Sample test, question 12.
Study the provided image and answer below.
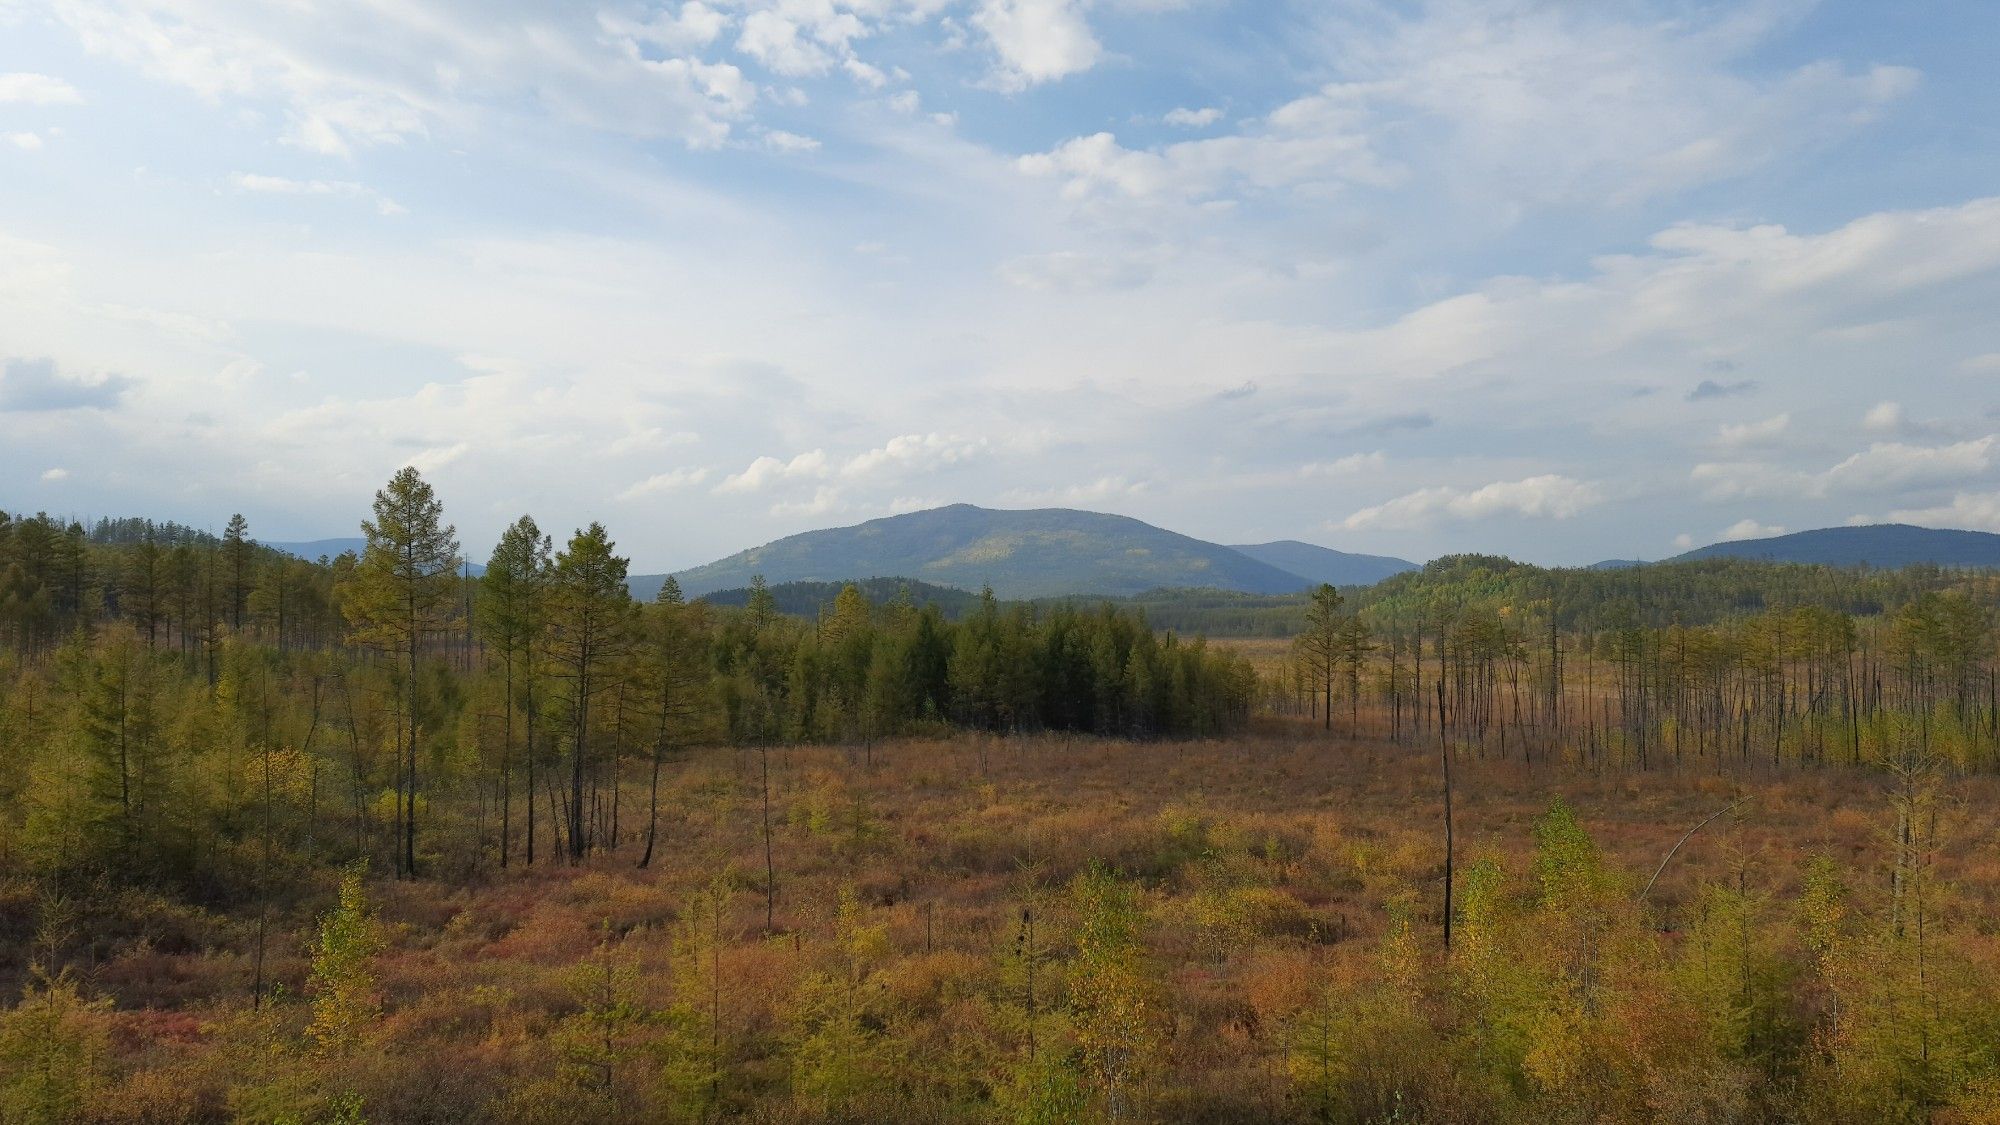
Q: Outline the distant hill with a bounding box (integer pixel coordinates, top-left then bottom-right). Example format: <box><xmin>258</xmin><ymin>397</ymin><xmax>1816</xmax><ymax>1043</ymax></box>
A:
<box><xmin>683</xmin><ymin>577</ymin><xmax>983</xmax><ymax>618</ymax></box>
<box><xmin>1586</xmin><ymin>558</ymin><xmax>1647</xmax><ymax>570</ymax></box>
<box><xmin>1670</xmin><ymin>524</ymin><xmax>2000</xmax><ymax>569</ymax></box>
<box><xmin>269</xmin><ymin>536</ymin><xmax>484</xmax><ymax>575</ymax></box>
<box><xmin>662</xmin><ymin>504</ymin><xmax>1314</xmax><ymax>600</ymax></box>
<box><xmin>1227</xmin><ymin>540</ymin><xmax>1415</xmax><ymax>586</ymax></box>
<box><xmin>266</xmin><ymin>537</ymin><xmax>366</xmax><ymax>561</ymax></box>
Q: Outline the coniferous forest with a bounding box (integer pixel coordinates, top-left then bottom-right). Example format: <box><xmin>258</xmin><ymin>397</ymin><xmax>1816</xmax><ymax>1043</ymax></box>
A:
<box><xmin>7</xmin><ymin>470</ymin><xmax>2000</xmax><ymax>1122</ymax></box>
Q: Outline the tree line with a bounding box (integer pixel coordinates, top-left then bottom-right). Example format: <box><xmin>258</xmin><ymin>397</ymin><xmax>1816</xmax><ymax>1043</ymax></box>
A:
<box><xmin>0</xmin><ymin>468</ymin><xmax>1254</xmax><ymax>897</ymax></box>
<box><xmin>1279</xmin><ymin>555</ymin><xmax>2000</xmax><ymax>773</ymax></box>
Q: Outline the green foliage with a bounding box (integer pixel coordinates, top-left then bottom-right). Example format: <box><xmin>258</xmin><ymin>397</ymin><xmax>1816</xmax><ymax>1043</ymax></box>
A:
<box><xmin>0</xmin><ymin>970</ymin><xmax>112</xmax><ymax>1124</ymax></box>
<box><xmin>308</xmin><ymin>864</ymin><xmax>382</xmax><ymax>1053</ymax></box>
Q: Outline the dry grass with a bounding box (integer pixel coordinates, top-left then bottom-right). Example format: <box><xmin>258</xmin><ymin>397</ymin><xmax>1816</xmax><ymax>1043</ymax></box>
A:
<box><xmin>49</xmin><ymin>721</ymin><xmax>2000</xmax><ymax>1121</ymax></box>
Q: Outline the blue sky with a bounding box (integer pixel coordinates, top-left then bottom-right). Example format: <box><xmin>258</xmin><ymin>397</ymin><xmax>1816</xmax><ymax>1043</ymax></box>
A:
<box><xmin>4</xmin><ymin>0</ymin><xmax>2000</xmax><ymax>570</ymax></box>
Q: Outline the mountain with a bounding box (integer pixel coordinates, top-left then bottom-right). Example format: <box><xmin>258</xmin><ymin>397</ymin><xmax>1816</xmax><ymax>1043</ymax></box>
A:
<box><xmin>657</xmin><ymin>504</ymin><xmax>1316</xmax><ymax>600</ymax></box>
<box><xmin>266</xmin><ymin>537</ymin><xmax>366</xmax><ymax>561</ymax></box>
<box><xmin>268</xmin><ymin>536</ymin><xmax>484</xmax><ymax>575</ymax></box>
<box><xmin>1227</xmin><ymin>540</ymin><xmax>1416</xmax><ymax>586</ymax></box>
<box><xmin>1669</xmin><ymin>524</ymin><xmax>2000</xmax><ymax>568</ymax></box>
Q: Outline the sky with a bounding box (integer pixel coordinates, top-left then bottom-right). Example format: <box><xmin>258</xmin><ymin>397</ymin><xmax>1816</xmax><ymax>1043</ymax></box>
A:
<box><xmin>4</xmin><ymin>0</ymin><xmax>2000</xmax><ymax>571</ymax></box>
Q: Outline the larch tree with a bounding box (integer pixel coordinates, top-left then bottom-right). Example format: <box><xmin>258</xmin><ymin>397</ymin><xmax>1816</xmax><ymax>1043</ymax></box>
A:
<box><xmin>639</xmin><ymin>576</ymin><xmax>707</xmax><ymax>868</ymax></box>
<box><xmin>342</xmin><ymin>467</ymin><xmax>459</xmax><ymax>879</ymax></box>
<box><xmin>547</xmin><ymin>522</ymin><xmax>631</xmax><ymax>861</ymax></box>
<box><xmin>481</xmin><ymin>515</ymin><xmax>551</xmax><ymax>867</ymax></box>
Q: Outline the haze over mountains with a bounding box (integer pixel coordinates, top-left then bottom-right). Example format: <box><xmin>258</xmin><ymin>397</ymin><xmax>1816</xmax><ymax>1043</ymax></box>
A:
<box><xmin>1666</xmin><ymin>524</ymin><xmax>2000</xmax><ymax>568</ymax></box>
<box><xmin>650</xmin><ymin>504</ymin><xmax>1411</xmax><ymax>601</ymax></box>
<box><xmin>271</xmin><ymin>510</ymin><xmax>2000</xmax><ymax>603</ymax></box>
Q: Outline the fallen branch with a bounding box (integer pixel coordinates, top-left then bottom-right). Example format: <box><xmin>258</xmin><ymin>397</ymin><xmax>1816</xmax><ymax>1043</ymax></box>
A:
<box><xmin>1639</xmin><ymin>798</ymin><xmax>1747</xmax><ymax>904</ymax></box>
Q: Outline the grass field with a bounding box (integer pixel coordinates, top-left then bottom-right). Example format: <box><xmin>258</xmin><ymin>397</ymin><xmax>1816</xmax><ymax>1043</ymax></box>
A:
<box><xmin>39</xmin><ymin>719</ymin><xmax>2000</xmax><ymax>1122</ymax></box>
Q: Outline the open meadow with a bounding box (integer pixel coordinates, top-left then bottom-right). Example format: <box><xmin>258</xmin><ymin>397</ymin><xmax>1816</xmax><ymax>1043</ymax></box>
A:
<box><xmin>14</xmin><ymin>717</ymin><xmax>2000</xmax><ymax>1123</ymax></box>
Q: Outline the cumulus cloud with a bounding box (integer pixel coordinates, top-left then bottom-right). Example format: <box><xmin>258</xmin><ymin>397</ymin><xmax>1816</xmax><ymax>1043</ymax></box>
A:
<box><xmin>716</xmin><ymin>449</ymin><xmax>830</xmax><ymax>493</ymax></box>
<box><xmin>974</xmin><ymin>0</ymin><xmax>1102</xmax><ymax>91</ymax></box>
<box><xmin>842</xmin><ymin>433</ymin><xmax>986</xmax><ymax>478</ymax></box>
<box><xmin>1890</xmin><ymin>492</ymin><xmax>2000</xmax><ymax>533</ymax></box>
<box><xmin>0</xmin><ymin>357</ymin><xmax>133</xmax><ymax>411</ymax></box>
<box><xmin>1340</xmin><ymin>474</ymin><xmax>1602</xmax><ymax>530</ymax></box>
<box><xmin>1863</xmin><ymin>400</ymin><xmax>1904</xmax><ymax>433</ymax></box>
<box><xmin>736</xmin><ymin>11</ymin><xmax>837</xmax><ymax>77</ymax></box>
<box><xmin>4</xmin><ymin>132</ymin><xmax>44</xmax><ymax>150</ymax></box>
<box><xmin>40</xmin><ymin>467</ymin><xmax>70</xmax><ymax>482</ymax></box>
<box><xmin>0</xmin><ymin>73</ymin><xmax>83</xmax><ymax>104</ymax></box>
<box><xmin>1163</xmin><ymin>106</ymin><xmax>1222</xmax><ymax>128</ymax></box>
<box><xmin>1718</xmin><ymin>518</ymin><xmax>1784</xmax><ymax>541</ymax></box>
<box><xmin>617</xmin><ymin>466</ymin><xmax>709</xmax><ymax>500</ymax></box>
<box><xmin>1298</xmin><ymin>452</ymin><xmax>1386</xmax><ymax>477</ymax></box>
<box><xmin>1715</xmin><ymin>412</ymin><xmax>1790</xmax><ymax>449</ymax></box>
<box><xmin>1693</xmin><ymin>435</ymin><xmax>2000</xmax><ymax>502</ymax></box>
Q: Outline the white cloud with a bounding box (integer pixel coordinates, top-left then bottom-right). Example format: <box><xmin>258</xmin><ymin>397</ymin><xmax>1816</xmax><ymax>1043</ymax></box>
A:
<box><xmin>761</xmin><ymin>129</ymin><xmax>821</xmax><ymax>153</ymax></box>
<box><xmin>0</xmin><ymin>73</ymin><xmax>84</xmax><ymax>105</ymax></box>
<box><xmin>974</xmin><ymin>0</ymin><xmax>1101</xmax><ymax>91</ymax></box>
<box><xmin>1692</xmin><ymin>435</ymin><xmax>2000</xmax><ymax>502</ymax></box>
<box><xmin>1890</xmin><ymin>492</ymin><xmax>2000</xmax><ymax>533</ymax></box>
<box><xmin>1715</xmin><ymin>412</ymin><xmax>1789</xmax><ymax>449</ymax></box>
<box><xmin>1298</xmin><ymin>452</ymin><xmax>1386</xmax><ymax>477</ymax></box>
<box><xmin>1341</xmin><ymin>474</ymin><xmax>1602</xmax><ymax>530</ymax></box>
<box><xmin>842</xmin><ymin>433</ymin><xmax>986</xmax><ymax>478</ymax></box>
<box><xmin>843</xmin><ymin>58</ymin><xmax>889</xmax><ymax>88</ymax></box>
<box><xmin>617</xmin><ymin>466</ymin><xmax>709</xmax><ymax>500</ymax></box>
<box><xmin>4</xmin><ymin>132</ymin><xmax>44</xmax><ymax>151</ymax></box>
<box><xmin>40</xmin><ymin>467</ymin><xmax>70</xmax><ymax>482</ymax></box>
<box><xmin>598</xmin><ymin>4</ymin><xmax>727</xmax><ymax>53</ymax></box>
<box><xmin>1021</xmin><ymin>3</ymin><xmax>1915</xmax><ymax>212</ymax></box>
<box><xmin>1163</xmin><ymin>106</ymin><xmax>1222</xmax><ymax>128</ymax></box>
<box><xmin>770</xmin><ymin>484</ymin><xmax>842</xmax><ymax>517</ymax></box>
<box><xmin>1718</xmin><ymin>518</ymin><xmax>1783</xmax><ymax>541</ymax></box>
<box><xmin>408</xmin><ymin>441</ymin><xmax>470</xmax><ymax>472</ymax></box>
<box><xmin>1823</xmin><ymin>437</ymin><xmax>1997</xmax><ymax>492</ymax></box>
<box><xmin>1001</xmin><ymin>475</ymin><xmax>1149</xmax><ymax>505</ymax></box>
<box><xmin>1961</xmin><ymin>353</ymin><xmax>2000</xmax><ymax>375</ymax></box>
<box><xmin>1862</xmin><ymin>400</ymin><xmax>1903</xmax><ymax>433</ymax></box>
<box><xmin>716</xmin><ymin>449</ymin><xmax>830</xmax><ymax>493</ymax></box>
<box><xmin>54</xmin><ymin>0</ymin><xmax>756</xmax><ymax>153</ymax></box>
<box><xmin>889</xmin><ymin>495</ymin><xmax>947</xmax><ymax>514</ymax></box>
<box><xmin>231</xmin><ymin>172</ymin><xmax>405</xmax><ymax>215</ymax></box>
<box><xmin>736</xmin><ymin>11</ymin><xmax>836</xmax><ymax>77</ymax></box>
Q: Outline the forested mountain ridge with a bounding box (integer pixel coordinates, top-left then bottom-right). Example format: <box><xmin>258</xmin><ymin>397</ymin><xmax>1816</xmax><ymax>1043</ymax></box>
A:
<box><xmin>1669</xmin><ymin>522</ymin><xmax>2000</xmax><ymax>567</ymax></box>
<box><xmin>1226</xmin><ymin>539</ymin><xmax>1416</xmax><ymax>585</ymax></box>
<box><xmin>662</xmin><ymin>503</ymin><xmax>1318</xmax><ymax>599</ymax></box>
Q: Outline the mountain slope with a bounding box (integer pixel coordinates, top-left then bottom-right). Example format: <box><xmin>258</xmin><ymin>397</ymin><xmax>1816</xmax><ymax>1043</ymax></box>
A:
<box><xmin>1227</xmin><ymin>540</ymin><xmax>1416</xmax><ymax>586</ymax></box>
<box><xmin>662</xmin><ymin>504</ymin><xmax>1314</xmax><ymax>600</ymax></box>
<box><xmin>1670</xmin><ymin>524</ymin><xmax>2000</xmax><ymax>568</ymax></box>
